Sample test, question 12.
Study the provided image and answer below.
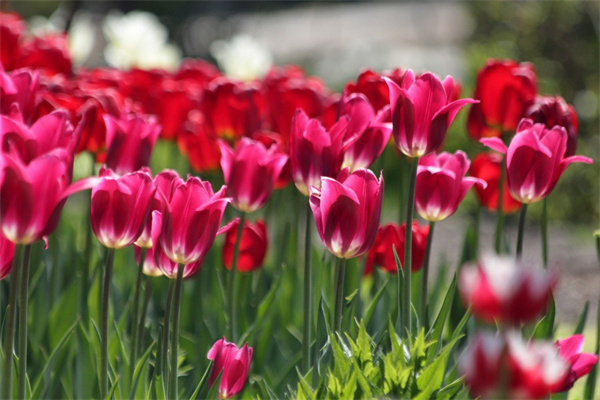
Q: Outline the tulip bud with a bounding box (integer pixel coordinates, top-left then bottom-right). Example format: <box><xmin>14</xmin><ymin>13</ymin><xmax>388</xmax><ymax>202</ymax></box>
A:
<box><xmin>552</xmin><ymin>334</ymin><xmax>598</xmax><ymax>393</ymax></box>
<box><xmin>207</xmin><ymin>337</ymin><xmax>253</xmax><ymax>399</ymax></box>
<box><xmin>525</xmin><ymin>95</ymin><xmax>578</xmax><ymax>157</ymax></box>
<box><xmin>222</xmin><ymin>219</ymin><xmax>268</xmax><ymax>272</ymax></box>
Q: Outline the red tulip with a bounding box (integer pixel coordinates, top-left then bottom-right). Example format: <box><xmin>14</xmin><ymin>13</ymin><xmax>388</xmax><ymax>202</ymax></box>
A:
<box><xmin>177</xmin><ymin>110</ymin><xmax>221</xmax><ymax>173</ymax></box>
<box><xmin>222</xmin><ymin>219</ymin><xmax>268</xmax><ymax>272</ymax></box>
<box><xmin>219</xmin><ymin>138</ymin><xmax>288</xmax><ymax>212</ymax></box>
<box><xmin>14</xmin><ymin>34</ymin><xmax>72</xmax><ymax>77</ymax></box>
<box><xmin>385</xmin><ymin>71</ymin><xmax>476</xmax><ymax>157</ymax></box>
<box><xmin>470</xmin><ymin>152</ymin><xmax>521</xmax><ymax>213</ymax></box>
<box><xmin>0</xmin><ymin>12</ymin><xmax>26</xmax><ymax>71</ymax></box>
<box><xmin>290</xmin><ymin>109</ymin><xmax>349</xmax><ymax>196</ymax></box>
<box><xmin>340</xmin><ymin>93</ymin><xmax>392</xmax><ymax>171</ymax></box>
<box><xmin>90</xmin><ymin>167</ymin><xmax>155</xmax><ymax>249</ymax></box>
<box><xmin>1</xmin><ymin>149</ymin><xmax>97</xmax><ymax>245</ymax></box>
<box><xmin>310</xmin><ymin>168</ymin><xmax>383</xmax><ymax>259</ymax></box>
<box><xmin>459</xmin><ymin>254</ymin><xmax>558</xmax><ymax>325</ymax></box>
<box><xmin>0</xmin><ymin>69</ymin><xmax>42</xmax><ymax>125</ymax></box>
<box><xmin>104</xmin><ymin>113</ymin><xmax>161</xmax><ymax>175</ymax></box>
<box><xmin>552</xmin><ymin>334</ymin><xmax>598</xmax><ymax>392</ymax></box>
<box><xmin>467</xmin><ymin>59</ymin><xmax>537</xmax><ymax>139</ymax></box>
<box><xmin>365</xmin><ymin>221</ymin><xmax>429</xmax><ymax>275</ymax></box>
<box><xmin>481</xmin><ymin>119</ymin><xmax>593</xmax><ymax>204</ymax></box>
<box><xmin>207</xmin><ymin>338</ymin><xmax>253</xmax><ymax>399</ymax></box>
<box><xmin>344</xmin><ymin>68</ymin><xmax>406</xmax><ymax>116</ymax></box>
<box><xmin>459</xmin><ymin>332</ymin><xmax>569</xmax><ymax>399</ymax></box>
<box><xmin>157</xmin><ymin>176</ymin><xmax>230</xmax><ymax>265</ymax></box>
<box><xmin>415</xmin><ymin>151</ymin><xmax>486</xmax><ymax>222</ymax></box>
<box><xmin>525</xmin><ymin>95</ymin><xmax>578</xmax><ymax>157</ymax></box>
<box><xmin>0</xmin><ymin>231</ymin><xmax>15</xmax><ymax>280</ymax></box>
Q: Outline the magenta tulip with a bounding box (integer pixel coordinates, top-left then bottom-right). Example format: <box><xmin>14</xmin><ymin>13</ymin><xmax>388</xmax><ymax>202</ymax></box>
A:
<box><xmin>207</xmin><ymin>337</ymin><xmax>253</xmax><ymax>399</ymax></box>
<box><xmin>0</xmin><ymin>68</ymin><xmax>42</xmax><ymax>124</ymax></box>
<box><xmin>290</xmin><ymin>109</ymin><xmax>349</xmax><ymax>196</ymax></box>
<box><xmin>552</xmin><ymin>335</ymin><xmax>598</xmax><ymax>392</ymax></box>
<box><xmin>385</xmin><ymin>71</ymin><xmax>477</xmax><ymax>157</ymax></box>
<box><xmin>415</xmin><ymin>151</ymin><xmax>486</xmax><ymax>222</ymax></box>
<box><xmin>219</xmin><ymin>138</ymin><xmax>287</xmax><ymax>212</ymax></box>
<box><xmin>310</xmin><ymin>168</ymin><xmax>384</xmax><ymax>259</ymax></box>
<box><xmin>0</xmin><ymin>231</ymin><xmax>15</xmax><ymax>279</ymax></box>
<box><xmin>157</xmin><ymin>176</ymin><xmax>230</xmax><ymax>265</ymax></box>
<box><xmin>104</xmin><ymin>113</ymin><xmax>161</xmax><ymax>175</ymax></box>
<box><xmin>481</xmin><ymin>118</ymin><xmax>593</xmax><ymax>204</ymax></box>
<box><xmin>90</xmin><ymin>167</ymin><xmax>155</xmax><ymax>249</ymax></box>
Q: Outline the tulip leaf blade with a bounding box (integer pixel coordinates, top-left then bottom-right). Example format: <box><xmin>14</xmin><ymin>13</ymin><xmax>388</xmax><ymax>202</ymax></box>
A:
<box><xmin>427</xmin><ymin>274</ymin><xmax>457</xmax><ymax>362</ymax></box>
<box><xmin>129</xmin><ymin>341</ymin><xmax>156</xmax><ymax>400</ymax></box>
<box><xmin>574</xmin><ymin>300</ymin><xmax>590</xmax><ymax>335</ymax></box>
<box><xmin>532</xmin><ymin>294</ymin><xmax>556</xmax><ymax>339</ymax></box>
<box><xmin>189</xmin><ymin>360</ymin><xmax>212</xmax><ymax>400</ymax></box>
<box><xmin>364</xmin><ymin>278</ymin><xmax>389</xmax><ymax>327</ymax></box>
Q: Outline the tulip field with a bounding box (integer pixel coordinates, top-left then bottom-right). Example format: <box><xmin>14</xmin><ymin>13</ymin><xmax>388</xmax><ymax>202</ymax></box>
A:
<box><xmin>0</xmin><ymin>5</ymin><xmax>599</xmax><ymax>400</ymax></box>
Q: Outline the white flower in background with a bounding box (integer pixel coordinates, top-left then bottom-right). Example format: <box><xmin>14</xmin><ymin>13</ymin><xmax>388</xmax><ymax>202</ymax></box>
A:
<box><xmin>210</xmin><ymin>34</ymin><xmax>273</xmax><ymax>81</ymax></box>
<box><xmin>103</xmin><ymin>10</ymin><xmax>181</xmax><ymax>71</ymax></box>
<box><xmin>68</xmin><ymin>12</ymin><xmax>96</xmax><ymax>66</ymax></box>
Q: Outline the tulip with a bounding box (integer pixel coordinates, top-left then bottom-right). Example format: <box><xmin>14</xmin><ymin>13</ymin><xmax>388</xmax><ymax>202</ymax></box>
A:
<box><xmin>290</xmin><ymin>109</ymin><xmax>349</xmax><ymax>196</ymax></box>
<box><xmin>222</xmin><ymin>219</ymin><xmax>268</xmax><ymax>272</ymax></box>
<box><xmin>219</xmin><ymin>138</ymin><xmax>288</xmax><ymax>213</ymax></box>
<box><xmin>459</xmin><ymin>332</ymin><xmax>569</xmax><ymax>399</ymax></box>
<box><xmin>385</xmin><ymin>70</ymin><xmax>476</xmax><ymax>158</ymax></box>
<box><xmin>0</xmin><ymin>69</ymin><xmax>42</xmax><ymax>124</ymax></box>
<box><xmin>467</xmin><ymin>59</ymin><xmax>537</xmax><ymax>139</ymax></box>
<box><xmin>481</xmin><ymin>118</ymin><xmax>593</xmax><ymax>204</ymax></box>
<box><xmin>365</xmin><ymin>222</ymin><xmax>429</xmax><ymax>275</ymax></box>
<box><xmin>552</xmin><ymin>334</ymin><xmax>598</xmax><ymax>392</ymax></box>
<box><xmin>458</xmin><ymin>254</ymin><xmax>558</xmax><ymax>325</ymax></box>
<box><xmin>207</xmin><ymin>338</ymin><xmax>253</xmax><ymax>399</ymax></box>
<box><xmin>14</xmin><ymin>34</ymin><xmax>73</xmax><ymax>77</ymax></box>
<box><xmin>525</xmin><ymin>95</ymin><xmax>578</xmax><ymax>157</ymax></box>
<box><xmin>0</xmin><ymin>231</ymin><xmax>15</xmax><ymax>280</ymax></box>
<box><xmin>470</xmin><ymin>152</ymin><xmax>522</xmax><ymax>213</ymax></box>
<box><xmin>103</xmin><ymin>113</ymin><xmax>161</xmax><ymax>175</ymax></box>
<box><xmin>90</xmin><ymin>167</ymin><xmax>156</xmax><ymax>249</ymax></box>
<box><xmin>0</xmin><ymin>12</ymin><xmax>26</xmax><ymax>70</ymax></box>
<box><xmin>177</xmin><ymin>110</ymin><xmax>222</xmax><ymax>173</ymax></box>
<box><xmin>344</xmin><ymin>68</ymin><xmax>406</xmax><ymax>116</ymax></box>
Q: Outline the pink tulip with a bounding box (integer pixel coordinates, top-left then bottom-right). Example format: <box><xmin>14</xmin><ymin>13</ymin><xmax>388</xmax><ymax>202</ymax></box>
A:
<box><xmin>1</xmin><ymin>149</ymin><xmax>97</xmax><ymax>245</ymax></box>
<box><xmin>207</xmin><ymin>337</ymin><xmax>253</xmax><ymax>399</ymax></box>
<box><xmin>459</xmin><ymin>254</ymin><xmax>558</xmax><ymax>325</ymax></box>
<box><xmin>340</xmin><ymin>93</ymin><xmax>392</xmax><ymax>171</ymax></box>
<box><xmin>219</xmin><ymin>138</ymin><xmax>288</xmax><ymax>212</ymax></box>
<box><xmin>415</xmin><ymin>151</ymin><xmax>486</xmax><ymax>222</ymax></box>
<box><xmin>103</xmin><ymin>113</ymin><xmax>161</xmax><ymax>175</ymax></box>
<box><xmin>0</xmin><ymin>231</ymin><xmax>15</xmax><ymax>279</ymax></box>
<box><xmin>157</xmin><ymin>176</ymin><xmax>231</xmax><ymax>265</ymax></box>
<box><xmin>0</xmin><ymin>68</ymin><xmax>42</xmax><ymax>124</ymax></box>
<box><xmin>481</xmin><ymin>118</ymin><xmax>593</xmax><ymax>204</ymax></box>
<box><xmin>310</xmin><ymin>168</ymin><xmax>384</xmax><ymax>259</ymax></box>
<box><xmin>552</xmin><ymin>335</ymin><xmax>598</xmax><ymax>392</ymax></box>
<box><xmin>385</xmin><ymin>71</ymin><xmax>477</xmax><ymax>157</ymax></box>
<box><xmin>290</xmin><ymin>109</ymin><xmax>349</xmax><ymax>196</ymax></box>
<box><xmin>90</xmin><ymin>167</ymin><xmax>155</xmax><ymax>249</ymax></box>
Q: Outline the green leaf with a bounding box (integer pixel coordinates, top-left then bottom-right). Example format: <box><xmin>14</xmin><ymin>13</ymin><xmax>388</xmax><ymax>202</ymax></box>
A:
<box><xmin>574</xmin><ymin>300</ymin><xmax>589</xmax><ymax>335</ymax></box>
<box><xmin>129</xmin><ymin>341</ymin><xmax>156</xmax><ymax>400</ymax></box>
<box><xmin>449</xmin><ymin>309</ymin><xmax>471</xmax><ymax>344</ymax></box>
<box><xmin>436</xmin><ymin>377</ymin><xmax>465</xmax><ymax>400</ymax></box>
<box><xmin>189</xmin><ymin>361</ymin><xmax>212</xmax><ymax>400</ymax></box>
<box><xmin>427</xmin><ymin>274</ymin><xmax>456</xmax><ymax>362</ymax></box>
<box><xmin>414</xmin><ymin>337</ymin><xmax>458</xmax><ymax>400</ymax></box>
<box><xmin>363</xmin><ymin>278</ymin><xmax>388</xmax><ymax>327</ymax></box>
<box><xmin>532</xmin><ymin>295</ymin><xmax>555</xmax><ymax>339</ymax></box>
<box><xmin>238</xmin><ymin>274</ymin><xmax>281</xmax><ymax>345</ymax></box>
<box><xmin>330</xmin><ymin>334</ymin><xmax>351</xmax><ymax>380</ymax></box>
<box><xmin>105</xmin><ymin>375</ymin><xmax>120</xmax><ymax>400</ymax></box>
<box><xmin>153</xmin><ymin>374</ymin><xmax>166</xmax><ymax>400</ymax></box>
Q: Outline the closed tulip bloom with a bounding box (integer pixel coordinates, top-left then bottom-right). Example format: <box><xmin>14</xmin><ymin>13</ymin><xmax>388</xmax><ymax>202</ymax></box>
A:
<box><xmin>219</xmin><ymin>138</ymin><xmax>288</xmax><ymax>212</ymax></box>
<box><xmin>310</xmin><ymin>168</ymin><xmax>384</xmax><ymax>259</ymax></box>
<box><xmin>103</xmin><ymin>113</ymin><xmax>161</xmax><ymax>175</ymax></box>
<box><xmin>459</xmin><ymin>254</ymin><xmax>558</xmax><ymax>325</ymax></box>
<box><xmin>0</xmin><ymin>69</ymin><xmax>42</xmax><ymax>124</ymax></box>
<box><xmin>290</xmin><ymin>109</ymin><xmax>349</xmax><ymax>196</ymax></box>
<box><xmin>222</xmin><ymin>219</ymin><xmax>268</xmax><ymax>272</ymax></box>
<box><xmin>552</xmin><ymin>334</ymin><xmax>598</xmax><ymax>393</ymax></box>
<box><xmin>207</xmin><ymin>338</ymin><xmax>253</xmax><ymax>399</ymax></box>
<box><xmin>344</xmin><ymin>68</ymin><xmax>407</xmax><ymax>116</ymax></box>
<box><xmin>0</xmin><ymin>232</ymin><xmax>15</xmax><ymax>280</ymax></box>
<box><xmin>385</xmin><ymin>70</ymin><xmax>476</xmax><ymax>157</ymax></box>
<box><xmin>467</xmin><ymin>59</ymin><xmax>537</xmax><ymax>139</ymax></box>
<box><xmin>470</xmin><ymin>152</ymin><xmax>521</xmax><ymax>213</ymax></box>
<box><xmin>90</xmin><ymin>167</ymin><xmax>155</xmax><ymax>249</ymax></box>
<box><xmin>158</xmin><ymin>176</ymin><xmax>230</xmax><ymax>265</ymax></box>
<box><xmin>1</xmin><ymin>149</ymin><xmax>98</xmax><ymax>245</ymax></box>
<box><xmin>525</xmin><ymin>95</ymin><xmax>578</xmax><ymax>157</ymax></box>
<box><xmin>415</xmin><ymin>151</ymin><xmax>486</xmax><ymax>222</ymax></box>
<box><xmin>365</xmin><ymin>221</ymin><xmax>429</xmax><ymax>275</ymax></box>
<box><xmin>481</xmin><ymin>119</ymin><xmax>593</xmax><ymax>204</ymax></box>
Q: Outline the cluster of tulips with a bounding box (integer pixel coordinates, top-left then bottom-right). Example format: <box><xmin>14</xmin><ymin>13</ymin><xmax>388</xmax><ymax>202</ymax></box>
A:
<box><xmin>0</xmin><ymin>10</ymin><xmax>598</xmax><ymax>400</ymax></box>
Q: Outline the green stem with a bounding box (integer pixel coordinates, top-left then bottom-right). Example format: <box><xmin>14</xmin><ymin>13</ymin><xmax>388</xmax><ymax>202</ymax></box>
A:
<box><xmin>541</xmin><ymin>198</ymin><xmax>548</xmax><ymax>268</ymax></box>
<box><xmin>137</xmin><ymin>276</ymin><xmax>152</xmax><ymax>357</ymax></box>
<box><xmin>420</xmin><ymin>222</ymin><xmax>435</xmax><ymax>330</ymax></box>
<box><xmin>100</xmin><ymin>247</ymin><xmax>115</xmax><ymax>399</ymax></box>
<box><xmin>17</xmin><ymin>244</ymin><xmax>32</xmax><ymax>400</ymax></box>
<box><xmin>1</xmin><ymin>244</ymin><xmax>23</xmax><ymax>399</ymax></box>
<box><xmin>169</xmin><ymin>265</ymin><xmax>185</xmax><ymax>400</ymax></box>
<box><xmin>162</xmin><ymin>281</ymin><xmax>175</xmax><ymax>384</ymax></box>
<box><xmin>584</xmin><ymin>232</ymin><xmax>600</xmax><ymax>399</ymax></box>
<box><xmin>333</xmin><ymin>258</ymin><xmax>346</xmax><ymax>334</ymax></box>
<box><xmin>516</xmin><ymin>204</ymin><xmax>528</xmax><ymax>260</ymax></box>
<box><xmin>401</xmin><ymin>157</ymin><xmax>418</xmax><ymax>339</ymax></box>
<box><xmin>494</xmin><ymin>160</ymin><xmax>506</xmax><ymax>254</ymax></box>
<box><xmin>302</xmin><ymin>200</ymin><xmax>313</xmax><ymax>372</ymax></box>
<box><xmin>130</xmin><ymin>247</ymin><xmax>147</xmax><ymax>384</ymax></box>
<box><xmin>227</xmin><ymin>212</ymin><xmax>245</xmax><ymax>341</ymax></box>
